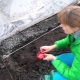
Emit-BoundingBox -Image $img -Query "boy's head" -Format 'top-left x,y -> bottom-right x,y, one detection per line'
58,6 -> 80,28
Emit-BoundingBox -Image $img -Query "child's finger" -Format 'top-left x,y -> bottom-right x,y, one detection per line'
43,57 -> 47,60
41,49 -> 45,52
43,54 -> 48,58
40,47 -> 44,51
43,54 -> 48,56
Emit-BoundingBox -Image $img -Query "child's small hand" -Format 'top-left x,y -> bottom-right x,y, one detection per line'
40,45 -> 57,53
43,54 -> 56,61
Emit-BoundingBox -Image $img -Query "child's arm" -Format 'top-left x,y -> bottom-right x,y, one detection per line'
52,56 -> 80,80
40,45 -> 57,52
54,35 -> 70,50
51,34 -> 80,80
40,35 -> 70,52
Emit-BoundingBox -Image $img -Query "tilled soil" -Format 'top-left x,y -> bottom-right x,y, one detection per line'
0,4 -> 80,80
1,27 -> 70,80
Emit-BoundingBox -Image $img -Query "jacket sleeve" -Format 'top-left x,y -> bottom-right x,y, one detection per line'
52,55 -> 80,80
52,35 -> 80,80
54,35 -> 70,49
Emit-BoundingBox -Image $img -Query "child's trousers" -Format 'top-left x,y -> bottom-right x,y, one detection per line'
53,53 -> 80,80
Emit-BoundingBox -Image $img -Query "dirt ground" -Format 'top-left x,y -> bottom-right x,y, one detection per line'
0,4 -> 80,80
0,14 -> 59,55
0,27 -> 70,80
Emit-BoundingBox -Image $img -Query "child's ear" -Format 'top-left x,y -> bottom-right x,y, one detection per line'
72,27 -> 80,32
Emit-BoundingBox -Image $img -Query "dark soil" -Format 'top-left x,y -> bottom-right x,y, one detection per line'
0,14 -> 59,55
2,27 -> 70,80
0,3 -> 80,80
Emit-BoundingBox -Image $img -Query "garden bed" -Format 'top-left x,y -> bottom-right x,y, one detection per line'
1,27 -> 70,80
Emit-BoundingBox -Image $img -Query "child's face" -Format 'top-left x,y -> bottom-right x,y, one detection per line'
60,24 -> 79,34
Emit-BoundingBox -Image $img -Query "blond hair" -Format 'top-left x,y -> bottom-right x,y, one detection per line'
58,6 -> 80,28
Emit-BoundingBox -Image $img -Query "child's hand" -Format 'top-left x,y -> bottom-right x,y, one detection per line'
40,45 -> 57,52
43,54 -> 56,61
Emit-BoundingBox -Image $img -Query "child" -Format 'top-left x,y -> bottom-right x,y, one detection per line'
40,6 -> 80,80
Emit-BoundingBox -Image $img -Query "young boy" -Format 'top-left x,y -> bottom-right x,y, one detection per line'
40,6 -> 80,80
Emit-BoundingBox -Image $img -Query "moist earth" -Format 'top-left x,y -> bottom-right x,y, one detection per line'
1,27 -> 70,80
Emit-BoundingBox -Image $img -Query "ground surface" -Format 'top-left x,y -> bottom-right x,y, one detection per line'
0,3 -> 80,80
0,14 -> 59,55
0,27 -> 70,80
